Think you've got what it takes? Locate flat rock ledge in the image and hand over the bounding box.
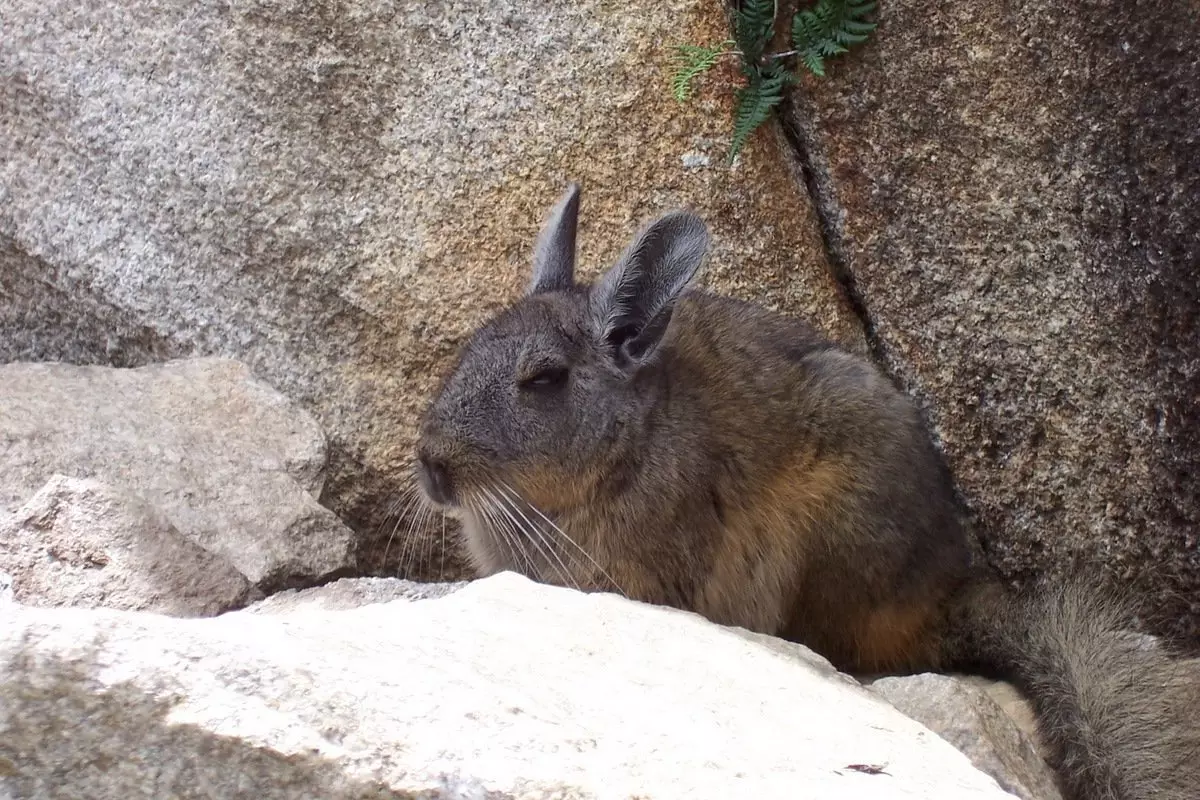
[0,573,1021,799]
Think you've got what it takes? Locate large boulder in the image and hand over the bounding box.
[0,358,354,591]
[0,0,860,579]
[0,573,1021,799]
[782,0,1200,638]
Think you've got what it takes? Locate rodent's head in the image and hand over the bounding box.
[415,183,709,516]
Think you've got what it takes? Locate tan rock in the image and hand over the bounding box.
[0,0,860,580]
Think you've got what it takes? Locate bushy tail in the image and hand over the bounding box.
[944,575,1200,800]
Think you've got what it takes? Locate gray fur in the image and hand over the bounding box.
[415,185,1200,800]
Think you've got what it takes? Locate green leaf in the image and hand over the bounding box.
[790,0,878,78]
[735,0,776,65]
[728,64,790,162]
[670,41,734,103]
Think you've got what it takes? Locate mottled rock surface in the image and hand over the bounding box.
[783,0,1200,639]
[0,0,859,579]
[871,673,1061,800]
[0,358,353,590]
[0,476,256,616]
[0,573,1015,799]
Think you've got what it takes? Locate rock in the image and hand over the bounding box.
[0,475,257,616]
[0,358,354,591]
[244,576,464,614]
[0,0,861,579]
[0,573,1015,799]
[870,674,1061,800]
[782,0,1200,638]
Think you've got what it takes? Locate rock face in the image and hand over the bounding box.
[782,0,1200,638]
[870,674,1061,800]
[0,358,354,591]
[0,0,860,578]
[0,574,1019,799]
[0,476,256,616]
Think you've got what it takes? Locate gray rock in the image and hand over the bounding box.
[0,573,1015,799]
[870,673,1061,800]
[0,475,257,616]
[783,0,1200,638]
[0,358,354,590]
[0,0,859,580]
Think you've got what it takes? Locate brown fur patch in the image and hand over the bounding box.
[848,600,943,673]
[698,457,853,635]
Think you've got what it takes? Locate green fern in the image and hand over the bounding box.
[668,0,876,161]
[670,41,735,103]
[792,0,877,77]
[729,62,792,162]
[734,0,776,65]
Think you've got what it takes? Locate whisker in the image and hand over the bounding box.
[439,514,447,582]
[382,484,420,575]
[474,490,534,576]
[401,499,434,580]
[481,484,550,580]
[485,483,576,587]
[488,483,580,591]
[498,480,626,598]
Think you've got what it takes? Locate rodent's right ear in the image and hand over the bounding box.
[527,182,581,296]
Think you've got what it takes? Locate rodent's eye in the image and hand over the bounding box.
[519,366,569,392]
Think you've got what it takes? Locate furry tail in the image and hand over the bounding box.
[943,575,1200,800]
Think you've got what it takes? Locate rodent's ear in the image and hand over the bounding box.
[591,210,709,368]
[527,182,581,295]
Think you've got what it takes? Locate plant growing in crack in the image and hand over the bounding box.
[671,0,878,162]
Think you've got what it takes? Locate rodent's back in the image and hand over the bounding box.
[651,291,971,669]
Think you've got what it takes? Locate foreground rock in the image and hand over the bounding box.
[0,574,1015,799]
[784,0,1200,638]
[0,0,858,578]
[871,674,1060,800]
[0,476,256,615]
[0,359,354,591]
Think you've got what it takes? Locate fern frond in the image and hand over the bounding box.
[670,41,734,103]
[791,0,878,78]
[728,63,791,162]
[734,0,777,66]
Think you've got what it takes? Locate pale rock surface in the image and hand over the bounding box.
[0,0,859,579]
[871,673,1061,800]
[0,573,1016,799]
[0,358,354,590]
[245,575,465,614]
[0,475,257,616]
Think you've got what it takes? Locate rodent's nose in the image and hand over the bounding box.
[416,454,456,506]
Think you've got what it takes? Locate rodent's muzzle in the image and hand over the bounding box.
[416,453,456,506]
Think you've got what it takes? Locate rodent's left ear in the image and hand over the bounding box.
[527,182,581,295]
[591,210,710,368]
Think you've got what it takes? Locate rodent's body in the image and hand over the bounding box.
[460,291,964,671]
[415,185,1200,800]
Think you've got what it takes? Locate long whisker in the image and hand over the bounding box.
[498,480,626,598]
[439,514,447,582]
[488,483,580,591]
[474,489,535,576]
[481,484,556,583]
[401,498,435,579]
[382,484,420,575]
